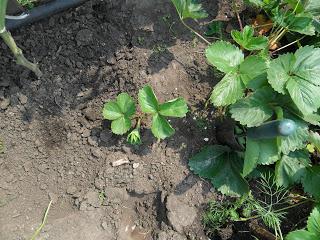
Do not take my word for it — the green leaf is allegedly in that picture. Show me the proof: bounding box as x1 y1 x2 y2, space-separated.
210 55 266 107
239 56 267 85
159 98 188 117
151 114 175 139
171 0 208 20
244 137 279 176
127 128 142 145
116 93 136 117
280 113 309 154
302 166 320 199
275 150 310 187
102 93 136 135
111 116 132 135
231 25 269 51
230 87 275 127
205 21 223 37
307 205 320 235
268 53 295 94
268 46 320 114
305 0 320 16
206 41 244 73
138 85 159 114
302 113 320 126
189 145 249 197
286 230 317 240
103 102 123 120
309 131 320 152
287 13 315 35
210 73 245 106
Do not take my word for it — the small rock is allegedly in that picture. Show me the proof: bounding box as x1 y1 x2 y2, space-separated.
83 191 100 208
104 187 129 204
157 230 187 240
0 98 10 110
100 130 113 143
132 163 140 169
91 148 103 158
18 94 28 105
166 194 197 234
76 29 93 46
48 192 58 204
88 136 98 146
112 158 129 167
83 108 99 121
101 221 111 231
66 186 77 195
94 178 105 190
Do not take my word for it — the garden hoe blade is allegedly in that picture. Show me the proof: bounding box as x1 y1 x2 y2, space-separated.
6 0 24 15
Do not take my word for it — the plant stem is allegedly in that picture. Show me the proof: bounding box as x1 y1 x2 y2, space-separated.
0 0 42 77
30 200 53 240
181 19 210 45
236 11 243 31
271 36 305 54
269 27 287 49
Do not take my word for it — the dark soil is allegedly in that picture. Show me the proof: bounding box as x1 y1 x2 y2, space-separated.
0 0 219 239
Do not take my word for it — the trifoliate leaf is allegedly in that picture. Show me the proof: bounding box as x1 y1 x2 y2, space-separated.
206 41 244 73
302 166 320 199
151 114 175 139
280 112 309 154
210 73 245 106
103 93 136 135
159 98 188 117
189 145 249 197
230 87 275 127
231 25 268 51
138 85 159 114
268 46 320 114
243 137 279 176
171 0 208 20
275 150 311 187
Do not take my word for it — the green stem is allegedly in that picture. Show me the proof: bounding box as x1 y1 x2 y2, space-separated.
181 19 210 45
0 0 42 77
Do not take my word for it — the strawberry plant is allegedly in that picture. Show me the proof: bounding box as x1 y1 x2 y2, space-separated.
172 0 320 238
102 85 188 144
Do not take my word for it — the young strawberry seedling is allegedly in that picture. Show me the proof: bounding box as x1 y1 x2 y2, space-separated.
102 85 188 144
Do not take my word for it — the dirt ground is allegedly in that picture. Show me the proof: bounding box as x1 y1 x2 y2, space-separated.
0 0 249 239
